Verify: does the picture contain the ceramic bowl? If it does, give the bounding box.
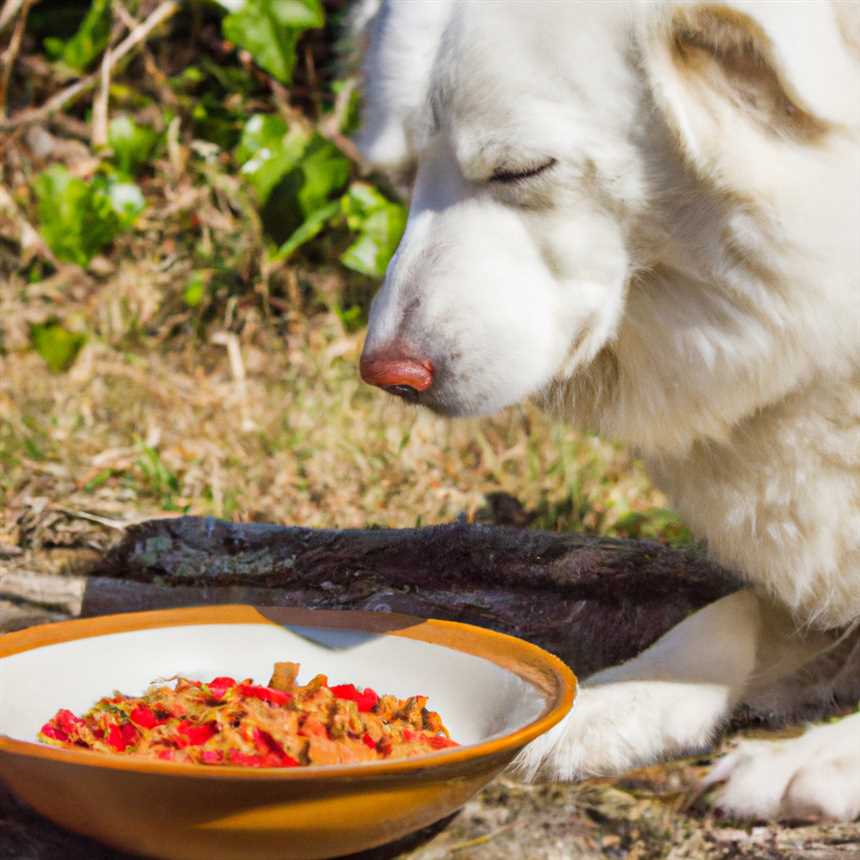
[0,604,575,860]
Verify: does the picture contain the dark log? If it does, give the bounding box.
[86,516,741,678]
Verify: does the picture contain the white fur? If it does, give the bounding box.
[357,0,860,819]
[704,714,860,821]
[516,591,763,781]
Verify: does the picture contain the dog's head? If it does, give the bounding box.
[357,0,859,420]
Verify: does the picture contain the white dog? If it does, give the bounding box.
[355,0,860,821]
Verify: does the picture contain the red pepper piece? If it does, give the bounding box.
[130,705,164,729]
[40,722,68,742]
[362,733,377,750]
[208,676,237,699]
[201,750,223,764]
[106,723,128,751]
[252,728,284,755]
[120,723,138,746]
[238,683,291,706]
[157,749,175,761]
[329,683,358,699]
[401,728,418,743]
[330,684,379,712]
[256,730,299,765]
[356,688,379,712]
[176,721,216,746]
[228,750,266,767]
[55,709,83,736]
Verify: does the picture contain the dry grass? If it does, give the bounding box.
[0,269,671,544]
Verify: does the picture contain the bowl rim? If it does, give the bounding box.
[0,604,576,781]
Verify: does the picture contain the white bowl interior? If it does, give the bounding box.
[0,622,545,750]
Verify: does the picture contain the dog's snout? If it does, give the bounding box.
[359,347,433,398]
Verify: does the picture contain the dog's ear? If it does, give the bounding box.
[640,2,860,170]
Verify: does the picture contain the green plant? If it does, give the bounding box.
[220,0,325,84]
[108,116,160,176]
[34,165,144,266]
[235,113,350,251]
[235,114,308,203]
[43,0,111,72]
[135,443,182,509]
[29,321,86,373]
[340,183,407,279]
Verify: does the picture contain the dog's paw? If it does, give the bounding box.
[513,676,729,782]
[704,713,860,821]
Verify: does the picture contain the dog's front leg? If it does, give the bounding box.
[516,589,765,780]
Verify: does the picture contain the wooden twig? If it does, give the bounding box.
[114,0,178,109]
[211,331,256,433]
[0,0,30,117]
[0,0,23,35]
[92,14,130,149]
[0,1,179,133]
[51,507,129,531]
[90,45,112,150]
[319,76,366,168]
[0,183,56,265]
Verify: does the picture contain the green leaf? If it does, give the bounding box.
[260,135,349,243]
[335,303,366,334]
[274,200,339,259]
[235,114,306,204]
[108,116,159,176]
[34,165,143,266]
[183,272,208,307]
[44,0,112,72]
[236,115,349,244]
[83,468,114,492]
[339,183,407,278]
[34,166,107,266]
[293,136,350,218]
[222,0,324,84]
[30,322,86,373]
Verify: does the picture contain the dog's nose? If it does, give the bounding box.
[360,348,433,401]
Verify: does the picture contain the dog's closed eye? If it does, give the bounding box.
[489,158,557,184]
